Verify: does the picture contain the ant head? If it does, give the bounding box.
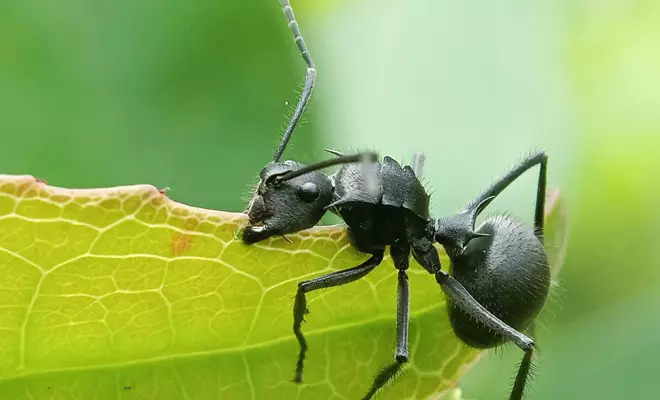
[243,160,333,244]
[435,196,494,258]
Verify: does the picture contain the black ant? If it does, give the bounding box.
[242,1,551,399]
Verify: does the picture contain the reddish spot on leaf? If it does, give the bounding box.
[171,234,192,256]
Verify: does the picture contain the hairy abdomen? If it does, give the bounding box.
[447,215,550,348]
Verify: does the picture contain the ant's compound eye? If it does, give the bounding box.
[297,182,320,202]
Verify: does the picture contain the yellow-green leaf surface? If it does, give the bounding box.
[0,175,564,399]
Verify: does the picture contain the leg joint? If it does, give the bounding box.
[434,270,448,284]
[395,355,409,363]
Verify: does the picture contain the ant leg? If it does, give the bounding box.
[413,242,538,399]
[273,0,317,162]
[293,251,385,383]
[510,343,535,400]
[363,268,410,400]
[362,246,410,398]
[465,151,548,237]
[509,322,538,400]
[414,242,537,398]
[435,269,536,399]
[436,268,536,397]
[411,234,442,275]
[434,270,535,351]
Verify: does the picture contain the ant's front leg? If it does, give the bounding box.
[292,251,384,383]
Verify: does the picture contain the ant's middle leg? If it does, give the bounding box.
[363,245,411,400]
[293,250,384,383]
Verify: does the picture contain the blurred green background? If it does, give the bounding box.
[1,0,659,398]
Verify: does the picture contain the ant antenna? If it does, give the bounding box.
[275,152,378,182]
[273,0,317,162]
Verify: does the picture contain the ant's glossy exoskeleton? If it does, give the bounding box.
[242,1,551,399]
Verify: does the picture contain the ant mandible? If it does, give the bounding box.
[242,1,550,399]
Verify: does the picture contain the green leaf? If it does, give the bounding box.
[0,175,566,399]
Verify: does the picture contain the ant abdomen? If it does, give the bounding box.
[447,215,550,348]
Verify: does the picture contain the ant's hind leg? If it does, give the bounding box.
[465,151,548,237]
[509,322,538,400]
[434,269,537,398]
[413,241,538,399]
[293,251,384,383]
[510,341,535,400]
[434,270,535,351]
[413,240,537,399]
[434,269,537,399]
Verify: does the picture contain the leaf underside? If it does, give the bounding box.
[0,175,564,400]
